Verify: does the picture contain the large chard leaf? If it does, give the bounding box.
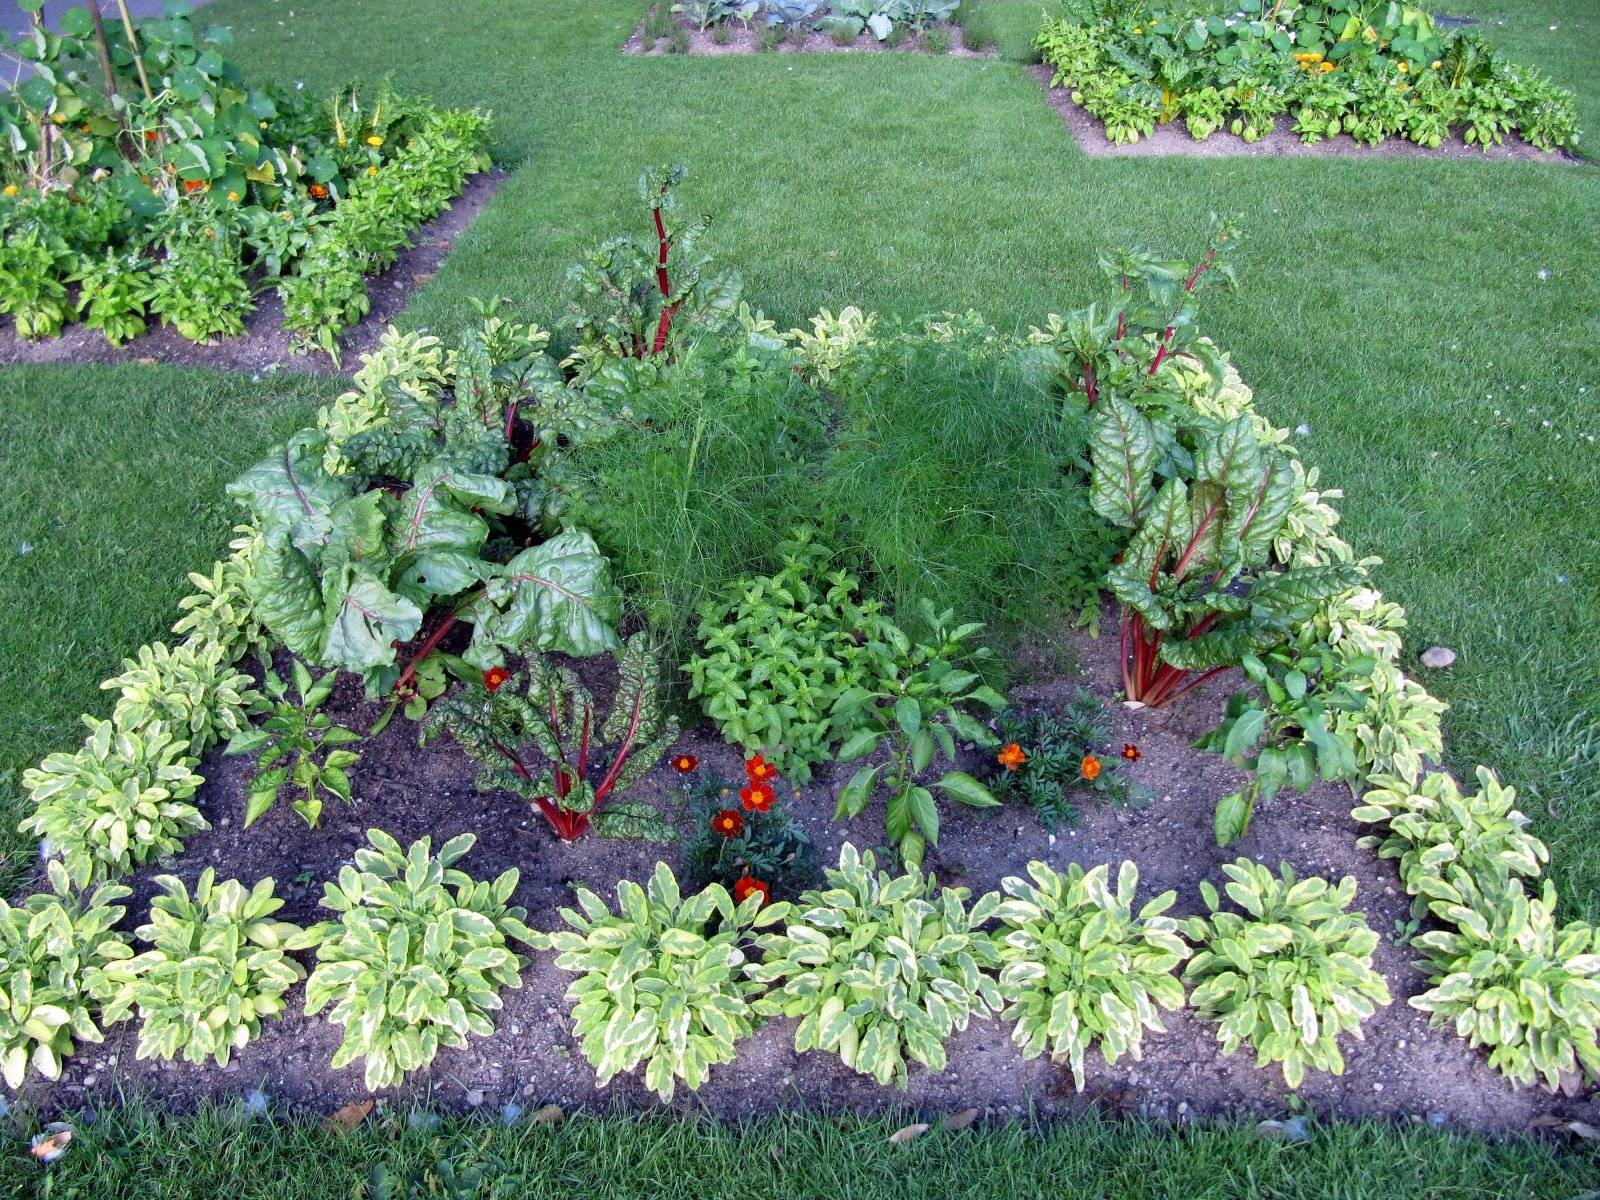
[389,462,515,601]
[227,431,352,552]
[319,564,424,675]
[467,530,622,663]
[1089,395,1159,529]
[1108,478,1191,630]
[246,532,326,661]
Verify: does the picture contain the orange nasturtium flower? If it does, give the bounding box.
[711,809,744,838]
[482,666,510,693]
[671,753,699,774]
[182,179,208,193]
[744,754,777,783]
[1080,754,1102,781]
[1121,744,1141,762]
[309,183,329,199]
[733,876,770,906]
[739,782,775,813]
[997,743,1028,772]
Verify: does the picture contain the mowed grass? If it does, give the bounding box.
[8,1106,1595,1200]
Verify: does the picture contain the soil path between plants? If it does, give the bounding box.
[1029,64,1587,164]
[24,606,1598,1134]
[0,169,507,376]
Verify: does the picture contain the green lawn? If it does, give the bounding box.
[0,0,1598,1189]
[8,1106,1595,1199]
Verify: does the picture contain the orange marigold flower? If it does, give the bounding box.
[671,754,699,774]
[483,666,510,693]
[997,742,1028,772]
[745,754,777,783]
[711,808,744,838]
[1080,754,1102,781]
[1121,744,1141,762]
[733,876,770,906]
[739,782,775,813]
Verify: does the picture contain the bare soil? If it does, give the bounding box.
[1030,64,1586,165]
[0,169,508,376]
[624,16,995,58]
[19,604,1598,1134]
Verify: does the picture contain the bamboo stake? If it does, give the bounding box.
[112,0,153,100]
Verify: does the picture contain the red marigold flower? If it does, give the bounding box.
[710,809,743,838]
[739,782,775,813]
[671,754,699,774]
[997,742,1028,771]
[483,666,510,693]
[733,876,770,906]
[744,754,777,783]
[1080,754,1102,781]
[1121,743,1141,762]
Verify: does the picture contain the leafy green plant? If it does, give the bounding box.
[422,634,677,842]
[685,531,895,781]
[542,863,767,1100]
[990,860,1188,1089]
[563,165,741,375]
[989,694,1143,830]
[170,528,269,661]
[679,767,818,898]
[0,861,131,1088]
[72,248,153,345]
[147,216,252,343]
[832,601,1006,868]
[0,225,73,337]
[747,843,1002,1085]
[302,830,539,1091]
[224,659,364,828]
[20,715,206,885]
[97,870,309,1067]
[1410,877,1600,1091]
[1353,767,1549,909]
[1182,859,1390,1088]
[99,639,260,749]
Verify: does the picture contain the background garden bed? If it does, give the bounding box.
[625,19,993,57]
[0,170,507,375]
[1031,66,1583,163]
[21,607,1597,1136]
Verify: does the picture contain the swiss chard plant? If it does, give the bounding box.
[226,309,623,699]
[302,830,540,1091]
[747,843,1002,1086]
[541,864,767,1100]
[1183,859,1390,1088]
[0,861,131,1089]
[990,860,1188,1090]
[832,601,1007,868]
[422,634,678,842]
[97,870,310,1067]
[224,659,365,828]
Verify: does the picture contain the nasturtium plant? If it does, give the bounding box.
[542,864,767,1100]
[0,861,131,1088]
[303,830,539,1091]
[423,634,678,842]
[225,659,363,829]
[991,861,1188,1090]
[97,871,310,1067]
[99,639,260,749]
[832,601,1007,868]
[747,843,1002,1086]
[1410,877,1600,1092]
[1183,859,1390,1088]
[1353,767,1549,908]
[686,530,897,781]
[21,715,207,885]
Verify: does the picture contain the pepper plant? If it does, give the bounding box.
[302,830,540,1091]
[224,659,364,828]
[542,864,767,1100]
[991,861,1188,1090]
[97,871,310,1067]
[747,844,1002,1086]
[832,600,1007,868]
[422,634,678,842]
[1183,859,1390,1088]
[0,861,131,1088]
